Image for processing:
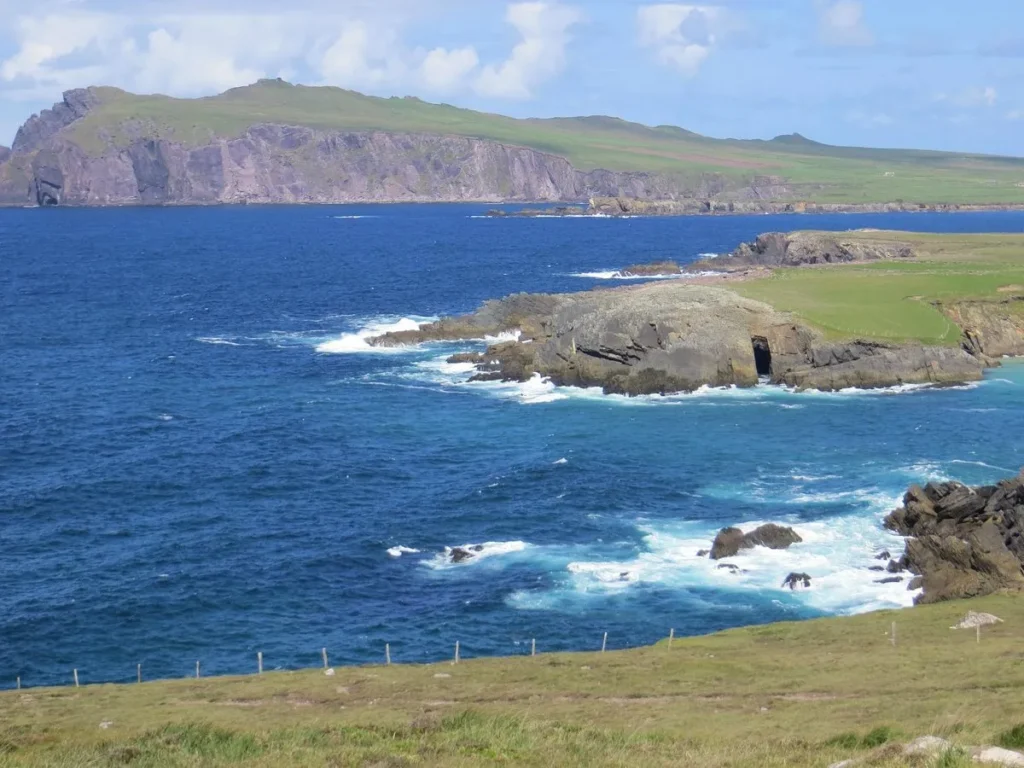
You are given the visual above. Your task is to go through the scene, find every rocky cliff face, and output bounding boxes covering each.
[0,89,782,206]
[369,280,986,394]
[884,476,1024,604]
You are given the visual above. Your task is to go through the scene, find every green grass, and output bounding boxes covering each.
[733,232,1024,343]
[4,595,1024,766]
[59,79,1024,204]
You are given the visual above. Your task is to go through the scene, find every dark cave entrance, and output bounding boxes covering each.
[752,337,772,377]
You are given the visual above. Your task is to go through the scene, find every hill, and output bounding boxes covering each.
[3,595,1024,766]
[4,79,1024,206]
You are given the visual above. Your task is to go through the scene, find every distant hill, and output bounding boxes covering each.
[3,79,1024,207]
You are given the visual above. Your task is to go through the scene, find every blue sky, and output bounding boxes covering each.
[1,0,1023,154]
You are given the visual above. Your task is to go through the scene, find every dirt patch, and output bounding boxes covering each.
[998,284,1024,293]
[215,699,265,707]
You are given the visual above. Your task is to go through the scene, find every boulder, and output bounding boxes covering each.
[950,611,1004,629]
[903,736,951,756]
[696,549,710,557]
[710,524,803,560]
[449,547,477,563]
[709,528,746,560]
[974,746,1024,766]
[875,576,903,584]
[781,572,811,590]
[619,261,682,277]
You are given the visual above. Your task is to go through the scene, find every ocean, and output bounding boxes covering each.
[3,204,1024,688]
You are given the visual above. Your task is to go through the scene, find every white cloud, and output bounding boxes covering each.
[637,4,722,78]
[935,86,998,109]
[0,2,579,105]
[420,46,479,92]
[817,0,873,48]
[846,109,893,128]
[474,2,582,99]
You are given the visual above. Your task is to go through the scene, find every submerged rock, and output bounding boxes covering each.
[619,261,682,277]
[781,572,812,589]
[709,524,803,560]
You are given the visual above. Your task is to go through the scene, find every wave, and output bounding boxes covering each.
[333,215,378,219]
[387,545,421,558]
[425,541,529,570]
[196,336,243,346]
[316,316,438,354]
[570,270,725,281]
[511,509,914,615]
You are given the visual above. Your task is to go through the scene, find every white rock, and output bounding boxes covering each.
[99,721,113,730]
[904,736,951,756]
[324,668,335,676]
[974,746,1024,766]
[952,611,1004,630]
[433,673,451,679]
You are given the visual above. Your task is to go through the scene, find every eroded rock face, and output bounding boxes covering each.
[884,475,1024,603]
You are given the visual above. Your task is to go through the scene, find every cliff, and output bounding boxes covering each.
[0,88,777,207]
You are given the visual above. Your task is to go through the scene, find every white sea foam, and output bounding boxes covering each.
[387,545,421,558]
[316,316,438,354]
[333,215,378,219]
[426,541,529,569]
[949,459,1018,474]
[196,336,243,346]
[554,458,569,465]
[570,270,725,281]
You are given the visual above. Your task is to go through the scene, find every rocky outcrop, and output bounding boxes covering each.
[374,278,987,394]
[11,88,103,154]
[782,572,812,589]
[587,196,1024,217]
[709,524,803,559]
[687,231,916,273]
[884,475,1024,604]
[945,299,1024,359]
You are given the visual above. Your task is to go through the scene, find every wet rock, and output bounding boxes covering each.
[869,566,886,572]
[696,549,710,558]
[619,261,682,277]
[875,576,903,584]
[717,563,742,573]
[710,524,803,560]
[781,572,811,590]
[449,547,475,563]
[876,550,892,560]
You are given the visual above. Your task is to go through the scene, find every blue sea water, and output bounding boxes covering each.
[3,205,1024,688]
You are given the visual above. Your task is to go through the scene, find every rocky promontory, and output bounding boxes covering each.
[368,230,998,395]
[884,474,1024,604]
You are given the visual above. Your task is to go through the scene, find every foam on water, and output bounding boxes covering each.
[196,336,243,346]
[316,316,438,354]
[387,546,421,558]
[570,270,726,281]
[425,541,530,570]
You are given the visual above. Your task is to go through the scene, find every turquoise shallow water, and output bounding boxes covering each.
[3,205,1024,688]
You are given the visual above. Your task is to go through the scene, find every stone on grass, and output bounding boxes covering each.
[951,611,1004,630]
[973,746,1024,766]
[903,736,950,756]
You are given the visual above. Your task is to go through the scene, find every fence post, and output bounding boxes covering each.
[257,651,263,675]
[196,661,200,679]
[73,669,79,688]
[977,625,981,644]
[455,641,460,664]
[531,638,536,657]
[669,628,675,649]
[137,664,142,684]
[891,622,897,647]
[322,648,329,669]
[601,632,608,653]
[385,643,391,666]
[16,677,20,690]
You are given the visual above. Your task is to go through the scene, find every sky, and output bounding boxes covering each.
[1,0,1023,155]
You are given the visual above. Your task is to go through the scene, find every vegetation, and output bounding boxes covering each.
[3,594,1024,766]
[734,232,1024,343]
[63,79,1024,204]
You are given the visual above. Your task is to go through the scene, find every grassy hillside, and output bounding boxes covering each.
[3,595,1024,766]
[63,79,1024,204]
[734,232,1024,343]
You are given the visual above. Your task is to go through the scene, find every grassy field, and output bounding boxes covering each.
[61,80,1024,204]
[734,232,1024,343]
[3,595,1024,766]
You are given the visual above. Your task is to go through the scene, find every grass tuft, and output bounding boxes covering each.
[998,723,1024,749]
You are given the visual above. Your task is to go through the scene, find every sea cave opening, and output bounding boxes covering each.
[752,336,772,377]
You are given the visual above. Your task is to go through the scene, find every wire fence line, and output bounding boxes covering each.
[7,629,687,692]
